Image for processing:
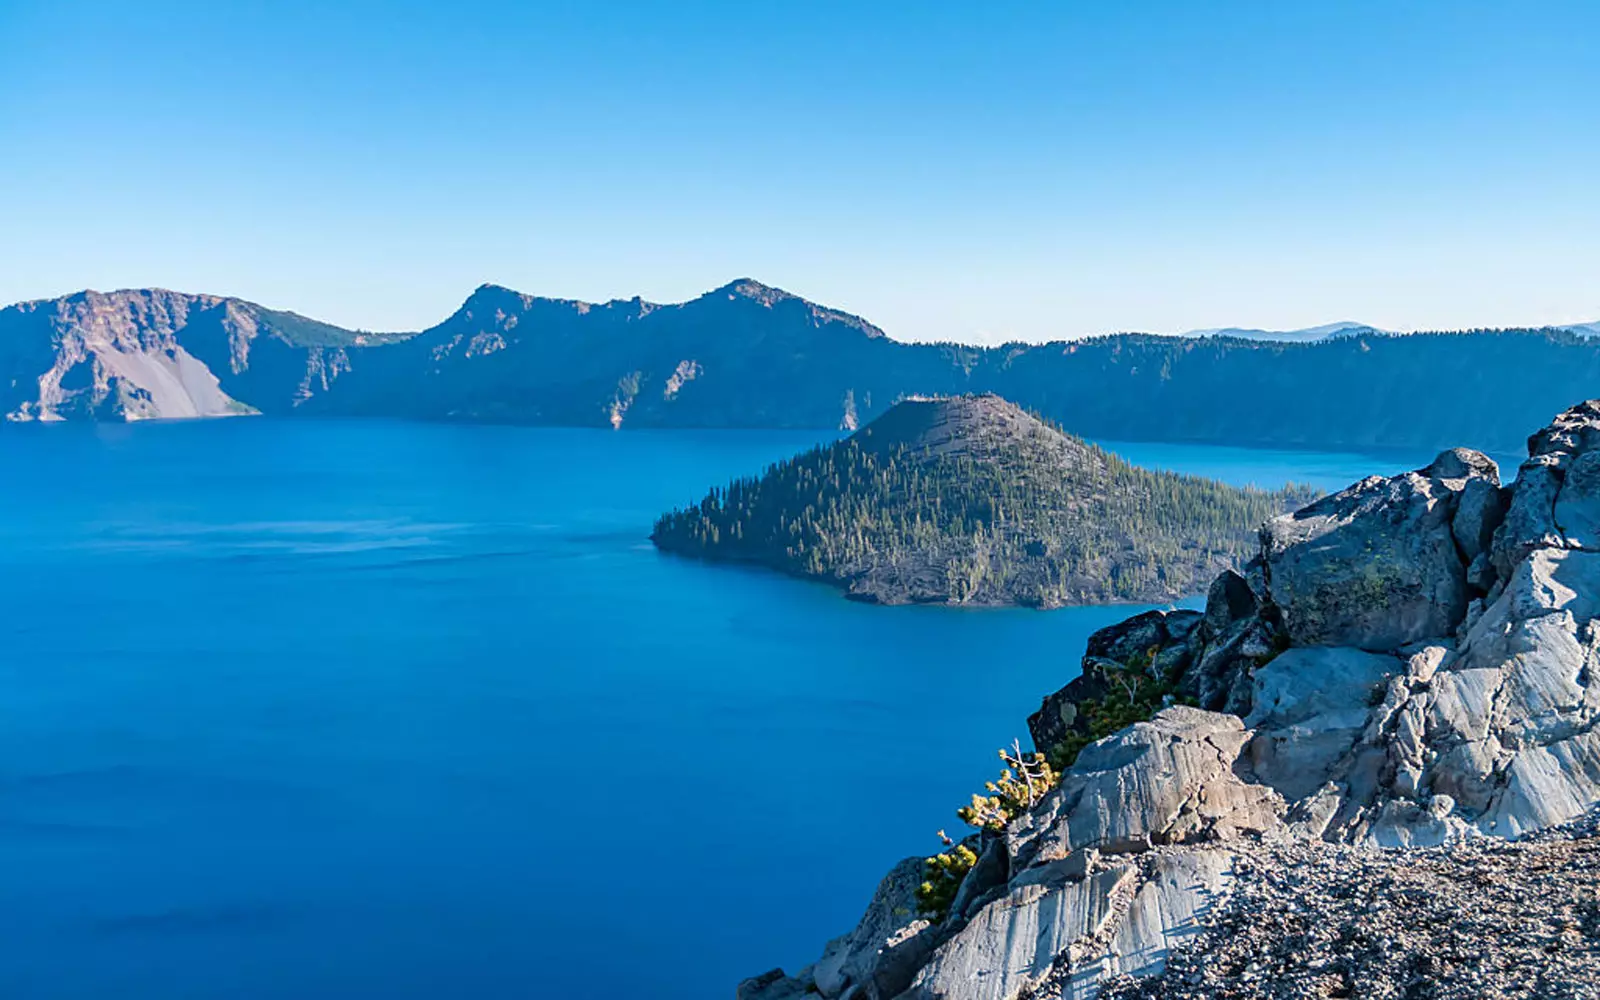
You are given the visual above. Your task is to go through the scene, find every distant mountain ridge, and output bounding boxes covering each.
[5,279,1600,453]
[1179,320,1388,343]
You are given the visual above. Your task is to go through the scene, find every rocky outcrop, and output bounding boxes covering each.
[742,400,1600,999]
[1260,448,1503,650]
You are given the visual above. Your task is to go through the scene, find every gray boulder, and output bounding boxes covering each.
[1261,448,1500,651]
[1245,646,1400,801]
[1492,398,1600,577]
[1009,707,1283,867]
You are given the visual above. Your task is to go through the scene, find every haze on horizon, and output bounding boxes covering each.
[2,0,1596,345]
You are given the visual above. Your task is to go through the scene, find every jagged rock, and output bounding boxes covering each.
[1184,613,1279,716]
[1493,399,1600,577]
[1027,611,1202,757]
[1493,461,1567,578]
[1261,449,1499,651]
[1201,570,1258,640]
[1554,449,1600,548]
[736,969,812,1000]
[1010,708,1283,867]
[1244,647,1400,801]
[1420,542,1600,837]
[811,856,928,999]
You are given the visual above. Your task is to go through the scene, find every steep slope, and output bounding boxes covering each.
[652,394,1317,607]
[739,399,1600,1000]
[290,278,919,428]
[0,289,404,421]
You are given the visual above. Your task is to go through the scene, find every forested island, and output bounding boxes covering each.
[652,394,1319,607]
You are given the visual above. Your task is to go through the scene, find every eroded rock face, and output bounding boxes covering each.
[743,402,1600,1000]
[1260,449,1500,651]
[890,710,1278,1000]
[1245,647,1399,802]
[1010,709,1283,867]
[810,856,930,1000]
[899,706,1273,1000]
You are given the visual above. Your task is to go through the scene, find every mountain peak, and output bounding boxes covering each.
[699,278,887,339]
[707,277,792,306]
[849,394,1101,470]
[461,282,535,309]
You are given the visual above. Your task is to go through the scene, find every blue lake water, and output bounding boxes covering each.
[0,421,1491,999]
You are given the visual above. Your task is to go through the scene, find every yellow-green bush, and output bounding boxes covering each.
[915,844,978,919]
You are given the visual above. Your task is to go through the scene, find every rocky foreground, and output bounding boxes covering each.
[740,400,1600,999]
[1100,812,1600,1000]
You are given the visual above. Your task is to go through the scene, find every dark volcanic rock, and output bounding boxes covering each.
[1027,609,1203,755]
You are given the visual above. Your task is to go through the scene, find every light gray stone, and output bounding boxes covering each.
[1554,449,1600,549]
[1009,707,1283,867]
[1245,647,1399,801]
[898,867,1135,1000]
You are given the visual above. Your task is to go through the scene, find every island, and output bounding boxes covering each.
[651,393,1319,607]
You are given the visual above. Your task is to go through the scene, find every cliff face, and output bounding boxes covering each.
[0,288,401,422]
[289,279,903,428]
[742,400,1600,1000]
[653,394,1317,607]
[10,281,1600,453]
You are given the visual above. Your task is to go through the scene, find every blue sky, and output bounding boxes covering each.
[2,1,1597,343]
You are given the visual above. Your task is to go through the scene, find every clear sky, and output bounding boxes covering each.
[2,1,1597,344]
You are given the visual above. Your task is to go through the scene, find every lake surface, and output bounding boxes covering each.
[0,421,1486,999]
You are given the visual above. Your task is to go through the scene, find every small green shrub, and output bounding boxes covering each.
[915,844,978,920]
[1046,651,1194,771]
[956,742,1060,832]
